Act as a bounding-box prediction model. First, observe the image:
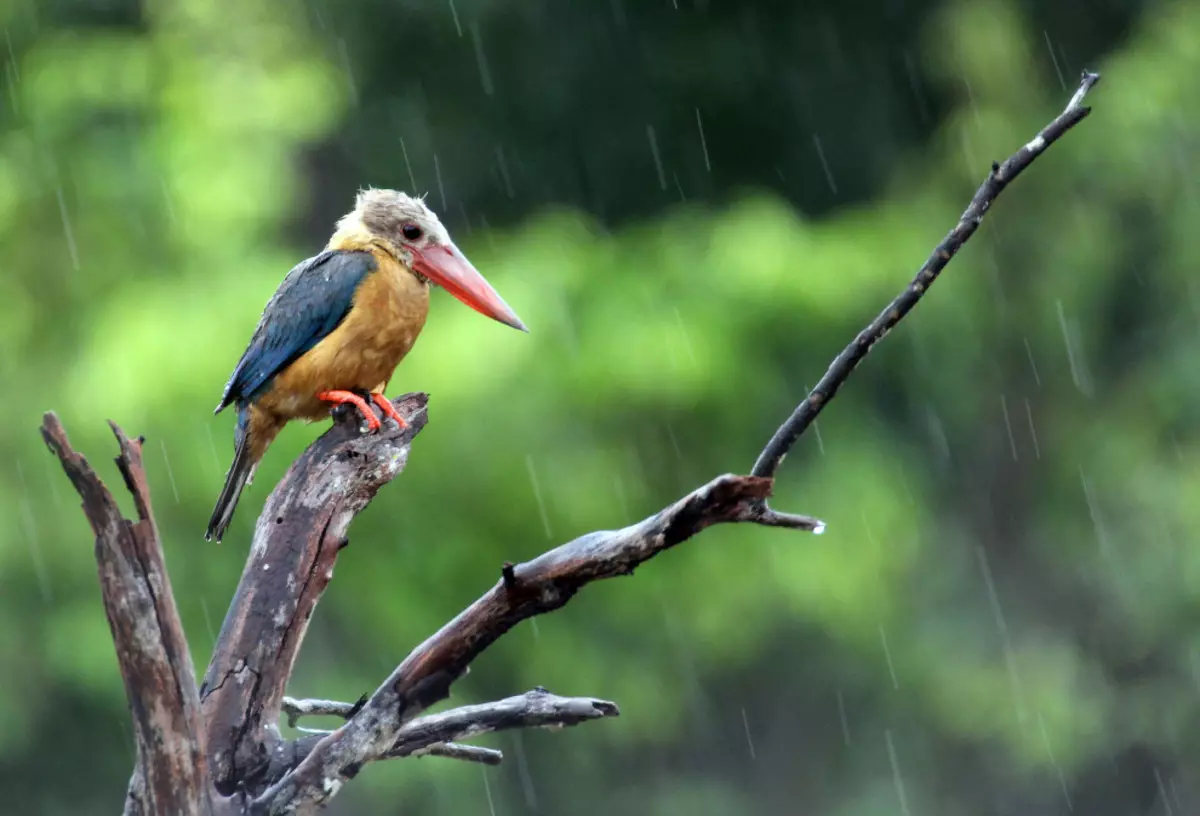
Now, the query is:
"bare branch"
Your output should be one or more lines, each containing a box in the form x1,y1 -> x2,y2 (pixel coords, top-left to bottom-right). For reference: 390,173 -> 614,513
413,743 -> 503,766
47,70 -> 1103,815
281,697 -> 361,726
41,414 -> 214,816
255,474 -> 783,811
254,72 -> 1103,813
199,393 -> 429,795
386,689 -> 619,758
750,70 -> 1102,483
268,689 -> 618,784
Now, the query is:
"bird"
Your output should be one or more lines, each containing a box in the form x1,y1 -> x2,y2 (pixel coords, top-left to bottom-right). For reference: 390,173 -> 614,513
205,188 -> 527,542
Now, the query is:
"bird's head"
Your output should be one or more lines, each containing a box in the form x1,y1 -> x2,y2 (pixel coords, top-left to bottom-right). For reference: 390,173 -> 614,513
342,187 -> 527,332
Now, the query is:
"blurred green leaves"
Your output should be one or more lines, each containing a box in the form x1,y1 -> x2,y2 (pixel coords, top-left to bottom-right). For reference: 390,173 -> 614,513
2,0 -> 1199,813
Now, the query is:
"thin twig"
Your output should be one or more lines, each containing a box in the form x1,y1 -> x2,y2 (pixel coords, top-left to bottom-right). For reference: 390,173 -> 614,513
281,697 -> 359,726
267,689 -> 617,783
750,70 -> 1101,482
413,743 -> 503,766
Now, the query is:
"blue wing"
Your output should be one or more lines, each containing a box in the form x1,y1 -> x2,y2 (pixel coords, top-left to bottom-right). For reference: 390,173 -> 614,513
215,250 -> 377,412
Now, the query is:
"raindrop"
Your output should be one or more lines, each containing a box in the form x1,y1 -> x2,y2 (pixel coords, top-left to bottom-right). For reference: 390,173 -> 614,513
200,596 -> 217,649
1024,398 -> 1041,459
812,522 -> 826,536
19,496 -> 52,602
878,624 -> 899,690
481,767 -> 497,816
1000,394 -> 1018,461
203,423 -> 223,477
335,38 -> 357,105
495,145 -> 514,199
161,439 -> 180,503
469,22 -> 494,97
672,307 -> 697,368
1154,768 -> 1174,816
903,52 -> 930,124
1056,300 -> 1094,396
434,153 -> 447,211
511,731 -> 538,807
694,108 -> 711,173
160,178 -> 177,224
925,405 -> 950,460
1037,711 -> 1074,812
56,187 -> 80,271
400,138 -> 418,193
835,690 -> 851,745
664,424 -> 684,461
1044,31 -> 1066,91
525,455 -> 553,538
447,0 -> 463,37
811,133 -> 837,194
741,707 -> 756,759
1022,337 -> 1042,386
975,546 -> 1027,724
1079,466 -> 1113,563
646,125 -> 667,191
885,730 -> 913,816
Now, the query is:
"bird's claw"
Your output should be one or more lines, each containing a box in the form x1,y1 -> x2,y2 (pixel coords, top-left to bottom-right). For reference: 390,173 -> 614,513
317,390 -> 382,432
370,393 -> 409,429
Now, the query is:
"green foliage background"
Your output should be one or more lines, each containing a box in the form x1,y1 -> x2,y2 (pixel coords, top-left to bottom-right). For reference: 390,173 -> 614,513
1,0 -> 1197,813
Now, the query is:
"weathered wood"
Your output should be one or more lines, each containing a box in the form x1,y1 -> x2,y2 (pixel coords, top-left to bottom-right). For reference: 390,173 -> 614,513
41,415 -> 214,816
199,393 -> 429,795
253,474 -> 800,811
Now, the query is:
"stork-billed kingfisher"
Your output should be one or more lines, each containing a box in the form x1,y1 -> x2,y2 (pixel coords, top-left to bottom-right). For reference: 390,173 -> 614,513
206,188 -> 526,542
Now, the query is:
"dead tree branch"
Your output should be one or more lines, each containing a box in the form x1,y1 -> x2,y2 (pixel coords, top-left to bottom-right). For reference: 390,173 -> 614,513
253,70 -> 1103,813
43,71 -> 1101,815
199,393 -> 429,795
750,70 -> 1101,483
271,688 -> 618,774
40,416 -> 214,816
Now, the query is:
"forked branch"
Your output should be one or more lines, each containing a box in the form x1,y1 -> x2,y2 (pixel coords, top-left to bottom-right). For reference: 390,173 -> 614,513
41,416 -> 213,816
255,70 -> 1103,813
42,70 -> 1101,815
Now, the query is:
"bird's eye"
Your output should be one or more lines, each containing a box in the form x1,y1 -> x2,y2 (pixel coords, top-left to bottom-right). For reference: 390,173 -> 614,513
401,223 -> 423,241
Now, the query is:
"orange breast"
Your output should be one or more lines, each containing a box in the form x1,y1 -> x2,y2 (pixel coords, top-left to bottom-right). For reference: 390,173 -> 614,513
259,250 -> 430,421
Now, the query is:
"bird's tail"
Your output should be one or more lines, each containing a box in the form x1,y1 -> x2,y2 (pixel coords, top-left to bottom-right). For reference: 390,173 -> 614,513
206,407 -> 258,543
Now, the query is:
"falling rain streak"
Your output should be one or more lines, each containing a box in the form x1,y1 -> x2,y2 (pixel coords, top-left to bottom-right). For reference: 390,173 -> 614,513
434,153 -> 447,210
56,187 -> 79,271
1038,712 -> 1074,812
975,545 -> 1028,724
1056,300 -> 1094,396
741,708 -> 757,759
1000,394 -> 1018,460
470,21 -> 494,96
400,138 -> 417,193
646,125 -> 667,191
879,624 -> 899,690
836,690 -> 852,746
885,730 -> 913,816
525,455 -> 553,539
695,108 -> 711,172
812,133 -> 837,193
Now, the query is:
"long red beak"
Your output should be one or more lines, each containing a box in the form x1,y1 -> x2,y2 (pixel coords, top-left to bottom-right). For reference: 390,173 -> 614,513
410,243 -> 528,332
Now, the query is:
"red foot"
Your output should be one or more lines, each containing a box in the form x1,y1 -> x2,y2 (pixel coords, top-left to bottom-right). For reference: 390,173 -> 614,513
316,390 -> 381,431
370,393 -> 408,428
